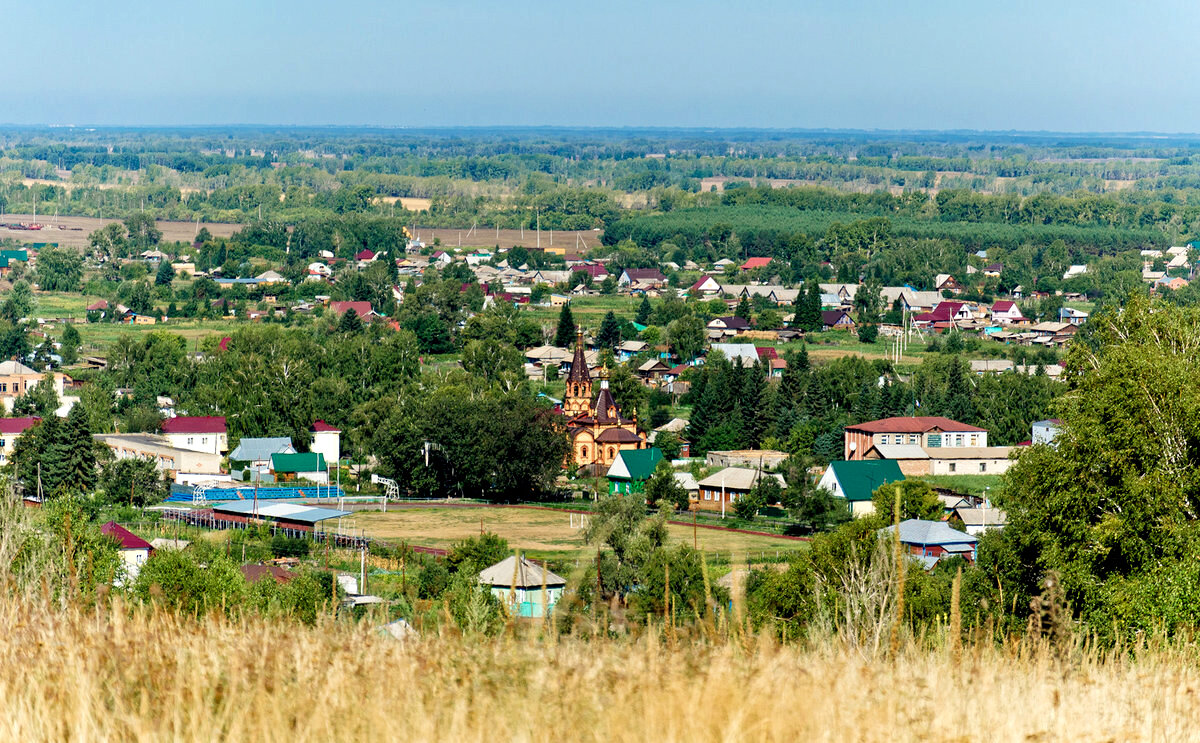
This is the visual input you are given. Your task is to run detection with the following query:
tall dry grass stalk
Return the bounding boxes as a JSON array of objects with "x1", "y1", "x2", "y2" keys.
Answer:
[
  {"x1": 0, "y1": 597, "x2": 1199, "y2": 741},
  {"x1": 4, "y1": 502, "x2": 1200, "y2": 740}
]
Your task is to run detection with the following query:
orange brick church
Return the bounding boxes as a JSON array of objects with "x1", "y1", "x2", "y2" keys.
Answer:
[{"x1": 563, "y1": 331, "x2": 647, "y2": 470}]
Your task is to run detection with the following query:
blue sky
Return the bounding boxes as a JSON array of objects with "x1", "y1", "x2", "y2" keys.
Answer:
[{"x1": 2, "y1": 0, "x2": 1197, "y2": 130}]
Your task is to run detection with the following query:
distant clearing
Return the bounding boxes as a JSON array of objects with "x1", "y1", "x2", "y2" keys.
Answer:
[
  {"x1": 0, "y1": 214, "x2": 240, "y2": 248},
  {"x1": 337, "y1": 505, "x2": 807, "y2": 559},
  {"x1": 410, "y1": 226, "x2": 601, "y2": 252},
  {"x1": 377, "y1": 196, "x2": 433, "y2": 211}
]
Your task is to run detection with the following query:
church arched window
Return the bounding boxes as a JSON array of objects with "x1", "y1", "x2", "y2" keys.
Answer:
[
  {"x1": 581, "y1": 446, "x2": 589, "y2": 460},
  {"x1": 608, "y1": 447, "x2": 615, "y2": 460}
]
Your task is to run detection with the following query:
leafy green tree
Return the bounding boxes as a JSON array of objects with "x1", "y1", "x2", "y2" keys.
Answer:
[
  {"x1": 446, "y1": 532, "x2": 511, "y2": 574},
  {"x1": 33, "y1": 248, "x2": 84, "y2": 292},
  {"x1": 13, "y1": 371, "x2": 60, "y2": 418},
  {"x1": 583, "y1": 494, "x2": 670, "y2": 601},
  {"x1": 666, "y1": 315, "x2": 706, "y2": 362},
  {"x1": 133, "y1": 547, "x2": 247, "y2": 617},
  {"x1": 1, "y1": 279, "x2": 35, "y2": 322},
  {"x1": 599, "y1": 275, "x2": 618, "y2": 295},
  {"x1": 596, "y1": 311, "x2": 623, "y2": 350},
  {"x1": 857, "y1": 323, "x2": 878, "y2": 344},
  {"x1": 644, "y1": 458, "x2": 688, "y2": 510},
  {"x1": 59, "y1": 324, "x2": 81, "y2": 365},
  {"x1": 870, "y1": 479, "x2": 943, "y2": 522},
  {"x1": 123, "y1": 213, "x2": 163, "y2": 250},
  {"x1": 461, "y1": 339, "x2": 524, "y2": 384},
  {"x1": 101, "y1": 457, "x2": 168, "y2": 507},
  {"x1": 990, "y1": 295, "x2": 1200, "y2": 639},
  {"x1": 554, "y1": 303, "x2": 577, "y2": 347},
  {"x1": 653, "y1": 431, "x2": 683, "y2": 461}
]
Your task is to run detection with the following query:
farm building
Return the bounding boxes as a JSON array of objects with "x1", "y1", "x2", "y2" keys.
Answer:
[{"x1": 479, "y1": 556, "x2": 566, "y2": 618}]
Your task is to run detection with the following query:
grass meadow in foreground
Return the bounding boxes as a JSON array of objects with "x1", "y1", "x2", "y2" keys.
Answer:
[{"x1": 0, "y1": 598, "x2": 1197, "y2": 742}]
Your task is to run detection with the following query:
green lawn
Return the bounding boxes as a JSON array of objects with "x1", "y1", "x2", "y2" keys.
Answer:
[{"x1": 921, "y1": 473, "x2": 1005, "y2": 497}]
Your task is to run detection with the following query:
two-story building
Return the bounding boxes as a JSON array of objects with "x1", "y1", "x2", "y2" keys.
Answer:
[
  {"x1": 160, "y1": 416, "x2": 228, "y2": 455},
  {"x1": 844, "y1": 417, "x2": 988, "y2": 461},
  {"x1": 0, "y1": 417, "x2": 39, "y2": 465},
  {"x1": 0, "y1": 361, "x2": 69, "y2": 412}
]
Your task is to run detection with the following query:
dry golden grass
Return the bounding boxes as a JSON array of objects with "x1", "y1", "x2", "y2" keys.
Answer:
[
  {"x1": 1, "y1": 596, "x2": 1199, "y2": 741},
  {"x1": 340, "y1": 506, "x2": 807, "y2": 558}
]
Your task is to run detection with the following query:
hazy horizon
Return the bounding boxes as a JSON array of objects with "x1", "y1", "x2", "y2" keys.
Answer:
[{"x1": 5, "y1": 0, "x2": 1198, "y2": 131}]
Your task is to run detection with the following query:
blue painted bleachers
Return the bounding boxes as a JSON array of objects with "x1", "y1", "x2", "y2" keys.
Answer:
[{"x1": 165, "y1": 483, "x2": 347, "y2": 503}]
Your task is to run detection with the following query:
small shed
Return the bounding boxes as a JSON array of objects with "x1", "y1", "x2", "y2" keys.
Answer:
[{"x1": 479, "y1": 556, "x2": 567, "y2": 618}]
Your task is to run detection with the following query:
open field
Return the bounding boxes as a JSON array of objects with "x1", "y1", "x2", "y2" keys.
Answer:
[
  {"x1": 411, "y1": 225, "x2": 601, "y2": 252},
  {"x1": 338, "y1": 505, "x2": 808, "y2": 560},
  {"x1": 0, "y1": 213, "x2": 240, "y2": 248},
  {"x1": 2, "y1": 599, "x2": 1197, "y2": 741}
]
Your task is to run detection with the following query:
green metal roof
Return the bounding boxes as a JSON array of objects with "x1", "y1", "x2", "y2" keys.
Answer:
[
  {"x1": 0, "y1": 249, "x2": 27, "y2": 261},
  {"x1": 270, "y1": 452, "x2": 327, "y2": 473},
  {"x1": 607, "y1": 447, "x2": 663, "y2": 482},
  {"x1": 829, "y1": 460, "x2": 904, "y2": 502}
]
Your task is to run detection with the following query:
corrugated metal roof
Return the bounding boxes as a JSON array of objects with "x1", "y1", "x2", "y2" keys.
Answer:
[
  {"x1": 212, "y1": 501, "x2": 350, "y2": 524},
  {"x1": 479, "y1": 556, "x2": 566, "y2": 588}
]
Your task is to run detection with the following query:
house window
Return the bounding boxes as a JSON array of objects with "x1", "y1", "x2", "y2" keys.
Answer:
[
  {"x1": 187, "y1": 437, "x2": 194, "y2": 445},
  {"x1": 581, "y1": 446, "x2": 589, "y2": 459},
  {"x1": 0, "y1": 439, "x2": 6, "y2": 448},
  {"x1": 955, "y1": 435, "x2": 964, "y2": 447},
  {"x1": 908, "y1": 434, "x2": 918, "y2": 445},
  {"x1": 0, "y1": 384, "x2": 6, "y2": 392},
  {"x1": 704, "y1": 491, "x2": 711, "y2": 501},
  {"x1": 970, "y1": 435, "x2": 978, "y2": 447},
  {"x1": 927, "y1": 434, "x2": 941, "y2": 448},
  {"x1": 608, "y1": 447, "x2": 615, "y2": 460},
  {"x1": 979, "y1": 463, "x2": 987, "y2": 473},
  {"x1": 949, "y1": 463, "x2": 956, "y2": 473},
  {"x1": 879, "y1": 435, "x2": 889, "y2": 446}
]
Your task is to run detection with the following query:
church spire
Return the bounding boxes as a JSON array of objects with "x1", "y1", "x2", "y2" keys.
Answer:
[
  {"x1": 566, "y1": 329, "x2": 589, "y2": 385},
  {"x1": 562, "y1": 329, "x2": 593, "y2": 417}
]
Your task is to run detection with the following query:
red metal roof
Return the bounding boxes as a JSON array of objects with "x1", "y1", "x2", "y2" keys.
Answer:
[
  {"x1": 240, "y1": 564, "x2": 295, "y2": 584},
  {"x1": 572, "y1": 264, "x2": 609, "y2": 278},
  {"x1": 992, "y1": 300, "x2": 1018, "y2": 313},
  {"x1": 86, "y1": 300, "x2": 109, "y2": 311},
  {"x1": 329, "y1": 301, "x2": 374, "y2": 317},
  {"x1": 161, "y1": 416, "x2": 227, "y2": 434},
  {"x1": 845, "y1": 416, "x2": 987, "y2": 434},
  {"x1": 0, "y1": 417, "x2": 39, "y2": 435},
  {"x1": 739, "y1": 257, "x2": 772, "y2": 270},
  {"x1": 101, "y1": 521, "x2": 152, "y2": 551},
  {"x1": 311, "y1": 420, "x2": 341, "y2": 432},
  {"x1": 355, "y1": 249, "x2": 375, "y2": 260},
  {"x1": 755, "y1": 347, "x2": 779, "y2": 360}
]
